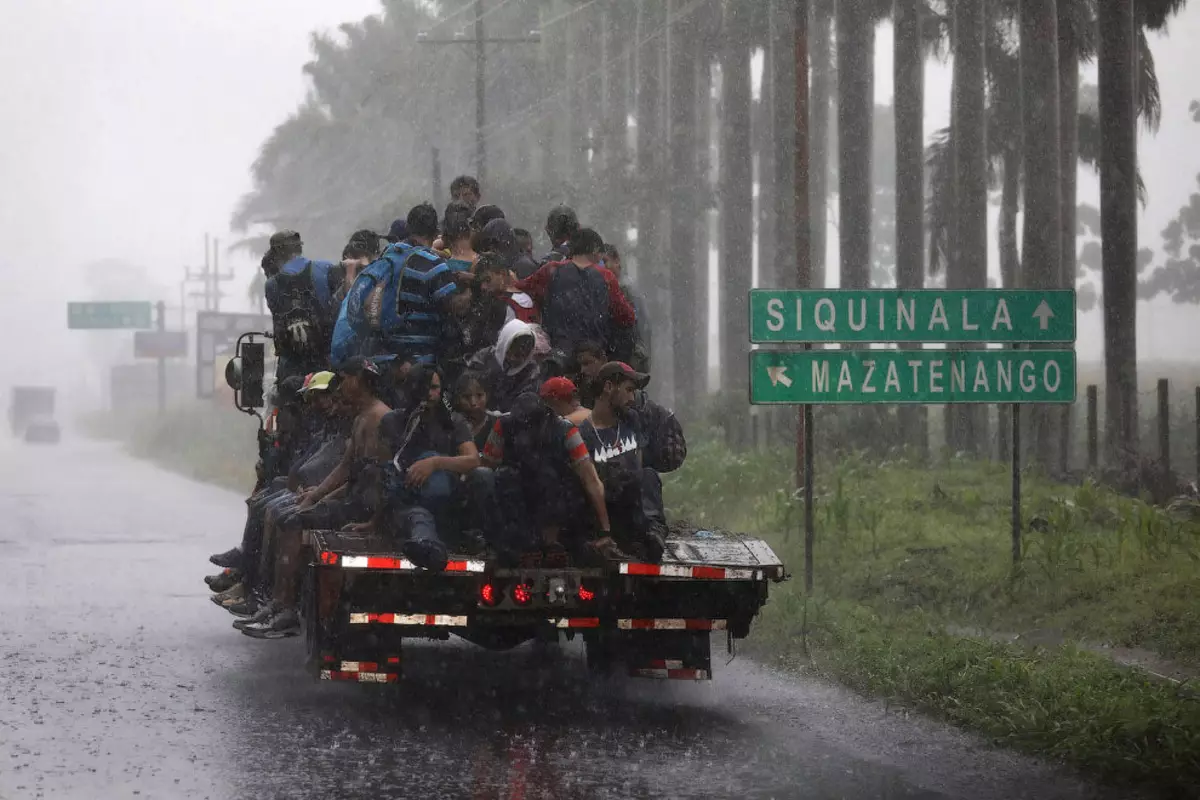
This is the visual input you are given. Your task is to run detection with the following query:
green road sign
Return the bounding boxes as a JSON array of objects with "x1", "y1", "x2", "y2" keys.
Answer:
[
  {"x1": 750, "y1": 348, "x2": 1077, "y2": 405},
  {"x1": 68, "y1": 301, "x2": 153, "y2": 330},
  {"x1": 749, "y1": 289, "x2": 1076, "y2": 344}
]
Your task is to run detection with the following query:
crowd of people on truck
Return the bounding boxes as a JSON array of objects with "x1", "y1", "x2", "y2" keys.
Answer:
[{"x1": 203, "y1": 175, "x2": 686, "y2": 639}]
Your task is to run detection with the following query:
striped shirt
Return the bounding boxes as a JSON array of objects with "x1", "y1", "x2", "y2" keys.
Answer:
[{"x1": 481, "y1": 418, "x2": 590, "y2": 467}]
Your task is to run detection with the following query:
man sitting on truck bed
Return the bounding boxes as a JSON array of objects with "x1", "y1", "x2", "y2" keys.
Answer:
[
  {"x1": 211, "y1": 371, "x2": 349, "y2": 616},
  {"x1": 240, "y1": 356, "x2": 391, "y2": 639},
  {"x1": 369, "y1": 363, "x2": 487, "y2": 571},
  {"x1": 481, "y1": 391, "x2": 618, "y2": 564}
]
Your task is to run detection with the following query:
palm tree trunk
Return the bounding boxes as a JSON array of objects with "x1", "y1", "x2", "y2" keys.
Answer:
[
  {"x1": 1098, "y1": 0, "x2": 1140, "y2": 471},
  {"x1": 636, "y1": 0, "x2": 664, "y2": 373},
  {"x1": 770, "y1": 0, "x2": 796, "y2": 288},
  {"x1": 894, "y1": 0, "x2": 926, "y2": 455},
  {"x1": 952, "y1": 0, "x2": 990, "y2": 456},
  {"x1": 1020, "y1": 0, "x2": 1063, "y2": 470},
  {"x1": 809, "y1": 0, "x2": 832, "y2": 288},
  {"x1": 836, "y1": 0, "x2": 873, "y2": 290},
  {"x1": 669, "y1": 0, "x2": 701, "y2": 409},
  {"x1": 1058, "y1": 4, "x2": 1080, "y2": 475},
  {"x1": 719, "y1": 0, "x2": 754, "y2": 446}
]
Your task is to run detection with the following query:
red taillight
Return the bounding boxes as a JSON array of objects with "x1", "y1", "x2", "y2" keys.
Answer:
[
  {"x1": 480, "y1": 582, "x2": 499, "y2": 606},
  {"x1": 512, "y1": 583, "x2": 534, "y2": 605},
  {"x1": 319, "y1": 551, "x2": 339, "y2": 565},
  {"x1": 578, "y1": 585, "x2": 595, "y2": 602}
]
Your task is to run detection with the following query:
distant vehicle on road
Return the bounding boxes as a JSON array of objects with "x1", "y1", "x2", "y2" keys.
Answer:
[
  {"x1": 9, "y1": 387, "x2": 57, "y2": 439},
  {"x1": 22, "y1": 414, "x2": 61, "y2": 445}
]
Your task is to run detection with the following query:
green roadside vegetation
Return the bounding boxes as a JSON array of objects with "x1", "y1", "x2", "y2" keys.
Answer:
[
  {"x1": 663, "y1": 434, "x2": 1200, "y2": 793},
  {"x1": 83, "y1": 400, "x2": 1200, "y2": 791}
]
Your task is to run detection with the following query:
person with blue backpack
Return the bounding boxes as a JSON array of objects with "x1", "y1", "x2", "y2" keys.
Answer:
[
  {"x1": 329, "y1": 203, "x2": 461, "y2": 369},
  {"x1": 262, "y1": 230, "x2": 344, "y2": 384}
]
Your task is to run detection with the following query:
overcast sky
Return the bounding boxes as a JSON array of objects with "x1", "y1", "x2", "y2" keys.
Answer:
[{"x1": 0, "y1": 0, "x2": 1195, "y2": 397}]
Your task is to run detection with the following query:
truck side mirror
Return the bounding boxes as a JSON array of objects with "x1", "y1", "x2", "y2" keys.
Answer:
[
  {"x1": 224, "y1": 358, "x2": 243, "y2": 392},
  {"x1": 239, "y1": 341, "x2": 266, "y2": 409}
]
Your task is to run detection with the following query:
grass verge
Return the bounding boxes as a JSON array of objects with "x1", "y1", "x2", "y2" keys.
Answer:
[{"x1": 664, "y1": 435, "x2": 1200, "y2": 793}]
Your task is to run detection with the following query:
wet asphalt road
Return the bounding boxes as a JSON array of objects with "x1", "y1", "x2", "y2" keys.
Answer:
[{"x1": 0, "y1": 436, "x2": 1122, "y2": 800}]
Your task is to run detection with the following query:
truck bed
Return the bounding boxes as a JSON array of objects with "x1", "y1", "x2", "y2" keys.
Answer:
[{"x1": 304, "y1": 525, "x2": 787, "y2": 581}]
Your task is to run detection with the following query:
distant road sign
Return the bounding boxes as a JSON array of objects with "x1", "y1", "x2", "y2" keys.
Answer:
[
  {"x1": 750, "y1": 348, "x2": 1077, "y2": 405},
  {"x1": 68, "y1": 301, "x2": 153, "y2": 330},
  {"x1": 196, "y1": 311, "x2": 272, "y2": 398},
  {"x1": 749, "y1": 289, "x2": 1076, "y2": 344},
  {"x1": 134, "y1": 331, "x2": 188, "y2": 359}
]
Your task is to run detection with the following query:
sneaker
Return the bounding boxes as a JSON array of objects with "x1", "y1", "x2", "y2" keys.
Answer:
[
  {"x1": 402, "y1": 538, "x2": 448, "y2": 572},
  {"x1": 209, "y1": 546, "x2": 244, "y2": 570},
  {"x1": 225, "y1": 597, "x2": 262, "y2": 618},
  {"x1": 233, "y1": 601, "x2": 280, "y2": 630},
  {"x1": 240, "y1": 608, "x2": 300, "y2": 639},
  {"x1": 205, "y1": 569, "x2": 240, "y2": 593},
  {"x1": 209, "y1": 583, "x2": 245, "y2": 608}
]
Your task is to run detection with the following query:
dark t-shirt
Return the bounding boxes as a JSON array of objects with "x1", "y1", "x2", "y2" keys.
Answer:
[
  {"x1": 578, "y1": 412, "x2": 644, "y2": 475},
  {"x1": 381, "y1": 407, "x2": 472, "y2": 469}
]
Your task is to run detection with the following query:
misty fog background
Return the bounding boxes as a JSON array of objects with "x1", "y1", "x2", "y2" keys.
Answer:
[{"x1": 1, "y1": 0, "x2": 1197, "y2": 417}]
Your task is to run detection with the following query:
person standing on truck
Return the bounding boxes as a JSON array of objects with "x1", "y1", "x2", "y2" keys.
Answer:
[
  {"x1": 481, "y1": 392, "x2": 619, "y2": 564},
  {"x1": 241, "y1": 356, "x2": 391, "y2": 639},
  {"x1": 599, "y1": 244, "x2": 651, "y2": 374},
  {"x1": 450, "y1": 174, "x2": 481, "y2": 210},
  {"x1": 576, "y1": 362, "x2": 667, "y2": 562},
  {"x1": 516, "y1": 227, "x2": 636, "y2": 359},
  {"x1": 262, "y1": 230, "x2": 344, "y2": 383},
  {"x1": 537, "y1": 205, "x2": 579, "y2": 267},
  {"x1": 441, "y1": 202, "x2": 477, "y2": 274}
]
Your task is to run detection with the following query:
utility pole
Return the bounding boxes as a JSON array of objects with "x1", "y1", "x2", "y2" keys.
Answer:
[
  {"x1": 185, "y1": 233, "x2": 235, "y2": 314},
  {"x1": 417, "y1": 5, "x2": 541, "y2": 189}
]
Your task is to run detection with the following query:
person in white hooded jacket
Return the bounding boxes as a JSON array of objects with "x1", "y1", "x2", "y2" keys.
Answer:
[{"x1": 465, "y1": 318, "x2": 540, "y2": 413}]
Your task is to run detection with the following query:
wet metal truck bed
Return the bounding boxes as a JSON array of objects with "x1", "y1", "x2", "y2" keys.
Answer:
[{"x1": 299, "y1": 527, "x2": 787, "y2": 684}]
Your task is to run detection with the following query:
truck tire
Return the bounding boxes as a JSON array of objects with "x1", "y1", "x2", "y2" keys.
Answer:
[{"x1": 301, "y1": 566, "x2": 324, "y2": 674}]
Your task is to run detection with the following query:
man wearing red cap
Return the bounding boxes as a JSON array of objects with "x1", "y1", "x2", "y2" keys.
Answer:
[{"x1": 538, "y1": 376, "x2": 591, "y2": 425}]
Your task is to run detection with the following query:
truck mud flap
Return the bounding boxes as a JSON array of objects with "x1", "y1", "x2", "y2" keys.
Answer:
[{"x1": 585, "y1": 629, "x2": 714, "y2": 681}]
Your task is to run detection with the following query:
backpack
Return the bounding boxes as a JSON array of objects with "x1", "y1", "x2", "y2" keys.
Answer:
[
  {"x1": 267, "y1": 257, "x2": 342, "y2": 373},
  {"x1": 635, "y1": 394, "x2": 687, "y2": 473},
  {"x1": 330, "y1": 242, "x2": 455, "y2": 365},
  {"x1": 542, "y1": 263, "x2": 610, "y2": 354}
]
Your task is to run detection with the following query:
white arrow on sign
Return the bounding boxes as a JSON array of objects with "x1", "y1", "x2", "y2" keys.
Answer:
[
  {"x1": 767, "y1": 366, "x2": 793, "y2": 388},
  {"x1": 1032, "y1": 299, "x2": 1054, "y2": 331}
]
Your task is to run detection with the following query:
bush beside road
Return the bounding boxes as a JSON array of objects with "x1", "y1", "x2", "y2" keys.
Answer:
[{"x1": 83, "y1": 403, "x2": 1200, "y2": 792}]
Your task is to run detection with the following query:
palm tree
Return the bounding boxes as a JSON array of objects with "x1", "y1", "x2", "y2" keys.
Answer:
[
  {"x1": 719, "y1": 0, "x2": 754, "y2": 445},
  {"x1": 835, "y1": 0, "x2": 875, "y2": 290},
  {"x1": 1098, "y1": 0, "x2": 1187, "y2": 470},
  {"x1": 949, "y1": 0, "x2": 989, "y2": 455},
  {"x1": 668, "y1": 0, "x2": 702, "y2": 408},
  {"x1": 894, "y1": 0, "x2": 926, "y2": 452},
  {"x1": 1020, "y1": 0, "x2": 1063, "y2": 469}
]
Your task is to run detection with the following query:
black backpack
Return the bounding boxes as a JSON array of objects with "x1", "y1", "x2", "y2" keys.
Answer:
[{"x1": 542, "y1": 263, "x2": 611, "y2": 354}]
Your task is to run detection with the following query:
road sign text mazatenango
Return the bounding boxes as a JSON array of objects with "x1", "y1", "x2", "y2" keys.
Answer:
[
  {"x1": 750, "y1": 289, "x2": 1076, "y2": 344},
  {"x1": 750, "y1": 349, "x2": 1077, "y2": 405}
]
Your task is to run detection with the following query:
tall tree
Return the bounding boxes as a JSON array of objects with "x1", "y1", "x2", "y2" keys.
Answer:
[
  {"x1": 636, "y1": 0, "x2": 666, "y2": 374},
  {"x1": 894, "y1": 0, "x2": 926, "y2": 452},
  {"x1": 836, "y1": 0, "x2": 875, "y2": 289},
  {"x1": 1020, "y1": 0, "x2": 1062, "y2": 469},
  {"x1": 809, "y1": 0, "x2": 833, "y2": 288},
  {"x1": 1097, "y1": 0, "x2": 1138, "y2": 471},
  {"x1": 668, "y1": 0, "x2": 702, "y2": 407},
  {"x1": 949, "y1": 0, "x2": 989, "y2": 454},
  {"x1": 768, "y1": 0, "x2": 796, "y2": 289},
  {"x1": 719, "y1": 0, "x2": 754, "y2": 443},
  {"x1": 1057, "y1": 1, "x2": 1082, "y2": 473}
]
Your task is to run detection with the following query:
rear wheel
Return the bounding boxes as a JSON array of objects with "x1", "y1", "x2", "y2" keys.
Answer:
[{"x1": 301, "y1": 566, "x2": 324, "y2": 674}]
